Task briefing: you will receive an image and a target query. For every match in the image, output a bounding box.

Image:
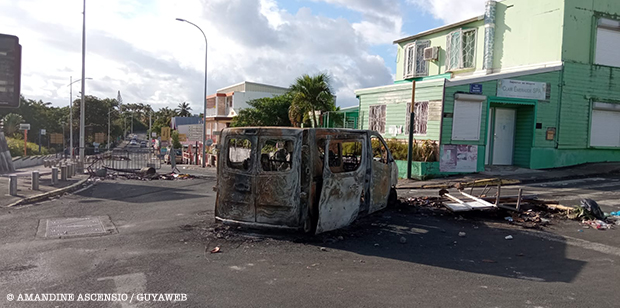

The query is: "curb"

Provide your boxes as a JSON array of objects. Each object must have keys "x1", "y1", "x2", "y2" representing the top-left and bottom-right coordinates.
[
  {"x1": 5, "y1": 177, "x2": 92, "y2": 208},
  {"x1": 396, "y1": 170, "x2": 620, "y2": 190}
]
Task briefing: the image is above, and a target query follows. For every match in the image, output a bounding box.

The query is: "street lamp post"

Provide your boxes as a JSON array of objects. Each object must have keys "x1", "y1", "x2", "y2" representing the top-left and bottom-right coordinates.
[
  {"x1": 176, "y1": 18, "x2": 207, "y2": 168},
  {"x1": 67, "y1": 76, "x2": 92, "y2": 160},
  {"x1": 79, "y1": 0, "x2": 87, "y2": 166}
]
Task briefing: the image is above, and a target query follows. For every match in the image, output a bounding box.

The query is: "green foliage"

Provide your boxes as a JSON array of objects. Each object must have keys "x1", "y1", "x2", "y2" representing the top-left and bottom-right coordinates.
[
  {"x1": 288, "y1": 73, "x2": 336, "y2": 127},
  {"x1": 377, "y1": 138, "x2": 437, "y2": 162},
  {"x1": 2, "y1": 113, "x2": 23, "y2": 137},
  {"x1": 175, "y1": 102, "x2": 192, "y2": 117},
  {"x1": 231, "y1": 93, "x2": 293, "y2": 127},
  {"x1": 171, "y1": 131, "x2": 182, "y2": 149},
  {"x1": 6, "y1": 137, "x2": 49, "y2": 156}
]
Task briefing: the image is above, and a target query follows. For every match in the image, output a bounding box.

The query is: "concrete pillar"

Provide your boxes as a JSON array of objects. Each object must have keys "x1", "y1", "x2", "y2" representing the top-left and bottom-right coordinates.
[
  {"x1": 8, "y1": 174, "x2": 17, "y2": 196},
  {"x1": 61, "y1": 165, "x2": 68, "y2": 181},
  {"x1": 51, "y1": 167, "x2": 59, "y2": 186},
  {"x1": 76, "y1": 161, "x2": 84, "y2": 174},
  {"x1": 31, "y1": 171, "x2": 40, "y2": 191}
]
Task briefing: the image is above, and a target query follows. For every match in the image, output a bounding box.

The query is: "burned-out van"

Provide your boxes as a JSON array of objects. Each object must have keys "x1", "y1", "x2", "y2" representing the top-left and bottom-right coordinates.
[{"x1": 214, "y1": 127, "x2": 398, "y2": 234}]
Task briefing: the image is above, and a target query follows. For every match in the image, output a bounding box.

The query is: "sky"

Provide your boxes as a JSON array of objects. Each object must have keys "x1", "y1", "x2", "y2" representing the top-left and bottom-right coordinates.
[{"x1": 0, "y1": 0, "x2": 487, "y2": 112}]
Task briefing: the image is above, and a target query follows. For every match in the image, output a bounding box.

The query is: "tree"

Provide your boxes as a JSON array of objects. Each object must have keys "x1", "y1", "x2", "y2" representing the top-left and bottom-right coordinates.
[
  {"x1": 170, "y1": 131, "x2": 182, "y2": 149},
  {"x1": 288, "y1": 73, "x2": 336, "y2": 127},
  {"x1": 2, "y1": 113, "x2": 23, "y2": 137},
  {"x1": 175, "y1": 102, "x2": 192, "y2": 117},
  {"x1": 231, "y1": 94, "x2": 293, "y2": 127}
]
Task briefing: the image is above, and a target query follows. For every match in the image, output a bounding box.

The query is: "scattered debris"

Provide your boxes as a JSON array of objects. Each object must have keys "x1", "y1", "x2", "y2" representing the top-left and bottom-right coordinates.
[
  {"x1": 505, "y1": 235, "x2": 513, "y2": 240},
  {"x1": 320, "y1": 247, "x2": 328, "y2": 251},
  {"x1": 481, "y1": 259, "x2": 496, "y2": 263},
  {"x1": 210, "y1": 246, "x2": 221, "y2": 253},
  {"x1": 582, "y1": 220, "x2": 611, "y2": 230},
  {"x1": 458, "y1": 232, "x2": 466, "y2": 237},
  {"x1": 578, "y1": 199, "x2": 605, "y2": 220},
  {"x1": 504, "y1": 217, "x2": 513, "y2": 222}
]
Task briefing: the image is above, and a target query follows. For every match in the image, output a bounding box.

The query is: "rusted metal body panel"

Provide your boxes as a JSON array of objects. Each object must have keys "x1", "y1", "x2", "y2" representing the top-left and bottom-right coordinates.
[{"x1": 215, "y1": 127, "x2": 398, "y2": 233}]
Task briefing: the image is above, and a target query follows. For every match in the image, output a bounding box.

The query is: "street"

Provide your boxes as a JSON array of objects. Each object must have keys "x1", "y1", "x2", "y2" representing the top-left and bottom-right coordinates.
[{"x1": 1, "y1": 174, "x2": 620, "y2": 307}]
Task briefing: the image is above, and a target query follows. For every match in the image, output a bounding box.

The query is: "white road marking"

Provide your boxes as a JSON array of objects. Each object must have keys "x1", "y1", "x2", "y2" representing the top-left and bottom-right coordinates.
[{"x1": 523, "y1": 230, "x2": 620, "y2": 257}]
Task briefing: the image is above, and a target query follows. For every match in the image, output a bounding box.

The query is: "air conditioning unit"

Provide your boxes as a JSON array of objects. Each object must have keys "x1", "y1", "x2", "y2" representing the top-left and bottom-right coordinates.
[{"x1": 423, "y1": 46, "x2": 439, "y2": 61}]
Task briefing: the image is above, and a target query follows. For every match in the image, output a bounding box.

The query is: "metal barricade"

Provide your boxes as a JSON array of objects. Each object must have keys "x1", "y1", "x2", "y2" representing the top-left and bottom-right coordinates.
[{"x1": 98, "y1": 148, "x2": 162, "y2": 171}]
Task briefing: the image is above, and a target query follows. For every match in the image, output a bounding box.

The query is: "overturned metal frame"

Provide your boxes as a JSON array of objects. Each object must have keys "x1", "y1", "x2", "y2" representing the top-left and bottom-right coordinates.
[
  {"x1": 443, "y1": 183, "x2": 526, "y2": 212},
  {"x1": 214, "y1": 127, "x2": 399, "y2": 234}
]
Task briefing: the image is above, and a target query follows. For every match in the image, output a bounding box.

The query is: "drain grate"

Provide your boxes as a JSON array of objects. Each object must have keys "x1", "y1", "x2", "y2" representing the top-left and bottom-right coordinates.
[{"x1": 37, "y1": 216, "x2": 117, "y2": 239}]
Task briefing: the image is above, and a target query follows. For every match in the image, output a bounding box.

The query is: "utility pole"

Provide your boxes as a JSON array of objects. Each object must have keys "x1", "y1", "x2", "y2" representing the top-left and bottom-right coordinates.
[
  {"x1": 69, "y1": 76, "x2": 74, "y2": 160},
  {"x1": 149, "y1": 111, "x2": 152, "y2": 147},
  {"x1": 131, "y1": 112, "x2": 134, "y2": 134},
  {"x1": 107, "y1": 109, "x2": 111, "y2": 151},
  {"x1": 79, "y1": 0, "x2": 87, "y2": 165}
]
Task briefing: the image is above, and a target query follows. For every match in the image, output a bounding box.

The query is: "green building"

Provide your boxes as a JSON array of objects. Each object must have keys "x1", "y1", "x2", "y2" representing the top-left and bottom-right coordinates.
[{"x1": 355, "y1": 0, "x2": 620, "y2": 174}]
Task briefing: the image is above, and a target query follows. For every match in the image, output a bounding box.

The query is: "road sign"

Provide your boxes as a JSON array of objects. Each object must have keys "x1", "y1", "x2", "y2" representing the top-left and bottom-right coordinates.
[
  {"x1": 50, "y1": 133, "x2": 63, "y2": 144},
  {"x1": 40, "y1": 129, "x2": 46, "y2": 135},
  {"x1": 161, "y1": 127, "x2": 171, "y2": 141},
  {"x1": 19, "y1": 123, "x2": 30, "y2": 130},
  {"x1": 94, "y1": 132, "x2": 105, "y2": 143},
  {"x1": 186, "y1": 124, "x2": 203, "y2": 142},
  {"x1": 151, "y1": 132, "x2": 156, "y2": 138},
  {"x1": 206, "y1": 139, "x2": 213, "y2": 146},
  {"x1": 0, "y1": 34, "x2": 21, "y2": 108}
]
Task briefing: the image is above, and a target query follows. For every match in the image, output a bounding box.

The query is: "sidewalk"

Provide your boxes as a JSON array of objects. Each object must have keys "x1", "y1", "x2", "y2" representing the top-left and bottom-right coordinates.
[
  {"x1": 397, "y1": 162, "x2": 620, "y2": 189},
  {"x1": 0, "y1": 165, "x2": 90, "y2": 207}
]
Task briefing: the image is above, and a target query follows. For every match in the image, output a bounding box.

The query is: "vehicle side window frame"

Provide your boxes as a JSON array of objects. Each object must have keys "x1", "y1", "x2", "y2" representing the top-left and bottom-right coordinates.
[
  {"x1": 226, "y1": 137, "x2": 254, "y2": 172},
  {"x1": 370, "y1": 134, "x2": 392, "y2": 164},
  {"x1": 324, "y1": 137, "x2": 366, "y2": 174},
  {"x1": 258, "y1": 137, "x2": 296, "y2": 173}
]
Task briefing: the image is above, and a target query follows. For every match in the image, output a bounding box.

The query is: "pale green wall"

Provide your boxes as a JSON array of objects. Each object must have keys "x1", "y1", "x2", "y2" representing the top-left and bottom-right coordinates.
[
  {"x1": 493, "y1": 0, "x2": 564, "y2": 69},
  {"x1": 395, "y1": 20, "x2": 485, "y2": 82},
  {"x1": 356, "y1": 80, "x2": 445, "y2": 141},
  {"x1": 441, "y1": 70, "x2": 562, "y2": 170},
  {"x1": 562, "y1": 0, "x2": 620, "y2": 63}
]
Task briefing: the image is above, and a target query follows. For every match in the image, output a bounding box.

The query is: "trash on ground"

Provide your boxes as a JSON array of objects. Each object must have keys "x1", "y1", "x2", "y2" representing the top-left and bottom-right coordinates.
[
  {"x1": 578, "y1": 198, "x2": 606, "y2": 220},
  {"x1": 582, "y1": 219, "x2": 611, "y2": 230},
  {"x1": 399, "y1": 236, "x2": 407, "y2": 244},
  {"x1": 458, "y1": 232, "x2": 466, "y2": 237},
  {"x1": 210, "y1": 246, "x2": 221, "y2": 253},
  {"x1": 505, "y1": 235, "x2": 513, "y2": 240}
]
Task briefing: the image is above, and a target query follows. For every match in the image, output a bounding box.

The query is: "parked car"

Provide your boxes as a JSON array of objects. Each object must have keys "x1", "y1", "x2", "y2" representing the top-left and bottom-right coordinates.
[
  {"x1": 214, "y1": 127, "x2": 398, "y2": 234},
  {"x1": 164, "y1": 149, "x2": 183, "y2": 164},
  {"x1": 129, "y1": 140, "x2": 138, "y2": 146}
]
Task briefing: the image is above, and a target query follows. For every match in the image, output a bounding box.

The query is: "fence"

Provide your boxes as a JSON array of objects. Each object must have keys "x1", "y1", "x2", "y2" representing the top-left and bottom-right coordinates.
[{"x1": 89, "y1": 148, "x2": 162, "y2": 171}]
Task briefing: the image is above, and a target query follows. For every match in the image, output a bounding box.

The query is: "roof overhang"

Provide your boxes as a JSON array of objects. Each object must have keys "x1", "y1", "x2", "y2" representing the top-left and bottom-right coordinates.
[{"x1": 393, "y1": 15, "x2": 484, "y2": 44}]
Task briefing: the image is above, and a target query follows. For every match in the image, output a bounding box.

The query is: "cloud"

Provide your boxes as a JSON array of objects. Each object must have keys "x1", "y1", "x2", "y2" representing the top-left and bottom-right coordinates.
[
  {"x1": 0, "y1": 0, "x2": 395, "y2": 112},
  {"x1": 315, "y1": 0, "x2": 403, "y2": 44},
  {"x1": 407, "y1": 0, "x2": 487, "y2": 24}
]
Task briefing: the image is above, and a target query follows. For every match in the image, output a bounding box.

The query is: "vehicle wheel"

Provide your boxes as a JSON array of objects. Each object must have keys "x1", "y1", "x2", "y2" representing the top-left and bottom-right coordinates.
[{"x1": 388, "y1": 188, "x2": 397, "y2": 206}]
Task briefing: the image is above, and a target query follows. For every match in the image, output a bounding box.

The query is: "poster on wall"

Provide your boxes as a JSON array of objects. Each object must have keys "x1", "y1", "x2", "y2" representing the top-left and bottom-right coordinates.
[{"x1": 440, "y1": 145, "x2": 478, "y2": 172}]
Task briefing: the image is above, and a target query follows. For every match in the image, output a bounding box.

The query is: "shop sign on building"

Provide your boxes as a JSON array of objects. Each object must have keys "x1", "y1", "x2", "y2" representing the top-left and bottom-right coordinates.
[{"x1": 497, "y1": 79, "x2": 546, "y2": 100}]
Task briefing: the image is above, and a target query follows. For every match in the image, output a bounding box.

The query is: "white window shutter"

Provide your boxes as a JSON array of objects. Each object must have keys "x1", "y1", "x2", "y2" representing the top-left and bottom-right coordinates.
[
  {"x1": 452, "y1": 100, "x2": 483, "y2": 141},
  {"x1": 590, "y1": 109, "x2": 620, "y2": 147},
  {"x1": 595, "y1": 27, "x2": 620, "y2": 67}
]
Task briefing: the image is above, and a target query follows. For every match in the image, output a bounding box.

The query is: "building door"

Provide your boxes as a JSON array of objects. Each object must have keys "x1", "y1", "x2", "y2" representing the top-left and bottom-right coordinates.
[{"x1": 492, "y1": 108, "x2": 516, "y2": 165}]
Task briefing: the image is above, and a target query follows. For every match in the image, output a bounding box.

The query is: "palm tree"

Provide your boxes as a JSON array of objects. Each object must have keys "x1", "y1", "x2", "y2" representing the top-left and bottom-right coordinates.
[
  {"x1": 2, "y1": 113, "x2": 23, "y2": 137},
  {"x1": 176, "y1": 102, "x2": 192, "y2": 117},
  {"x1": 289, "y1": 73, "x2": 335, "y2": 127}
]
